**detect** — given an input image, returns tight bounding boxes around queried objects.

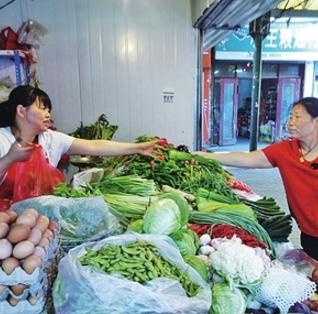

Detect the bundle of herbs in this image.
[69,114,118,140]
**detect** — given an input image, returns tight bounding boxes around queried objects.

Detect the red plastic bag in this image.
[0,145,65,202]
[0,26,27,50]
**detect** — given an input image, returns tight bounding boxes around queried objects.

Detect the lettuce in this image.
[143,192,189,235]
[211,283,246,314]
[143,198,181,235]
[170,229,198,256]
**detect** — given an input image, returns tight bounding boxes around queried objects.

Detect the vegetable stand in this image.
[3,134,318,313]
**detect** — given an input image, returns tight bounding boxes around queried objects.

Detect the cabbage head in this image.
[184,255,209,282]
[143,198,181,235]
[127,219,144,233]
[170,229,198,256]
[210,283,246,314]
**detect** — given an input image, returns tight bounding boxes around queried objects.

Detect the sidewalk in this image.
[205,137,301,248]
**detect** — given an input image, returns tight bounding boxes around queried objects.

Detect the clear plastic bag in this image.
[53,233,212,314]
[12,195,122,251]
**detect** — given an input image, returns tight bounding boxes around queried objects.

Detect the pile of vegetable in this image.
[69,114,118,140]
[78,240,201,297]
[101,135,237,198]
[194,188,292,244]
[242,197,292,242]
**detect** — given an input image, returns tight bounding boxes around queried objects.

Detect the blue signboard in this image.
[216,20,318,60]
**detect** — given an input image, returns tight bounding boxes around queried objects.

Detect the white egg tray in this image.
[0,293,45,314]
[0,238,59,285]
[0,278,48,301]
[0,266,44,286]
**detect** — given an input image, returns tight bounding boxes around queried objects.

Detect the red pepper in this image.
[228,179,253,193]
[188,224,212,236]
[211,224,267,249]
[157,138,169,148]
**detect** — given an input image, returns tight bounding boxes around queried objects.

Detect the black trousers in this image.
[301,232,318,260]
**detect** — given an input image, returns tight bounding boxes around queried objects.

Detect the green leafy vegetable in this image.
[210,283,246,314]
[184,255,209,282]
[143,198,181,235]
[170,228,198,256]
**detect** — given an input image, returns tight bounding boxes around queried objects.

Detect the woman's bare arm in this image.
[193,150,272,168]
[66,138,156,157]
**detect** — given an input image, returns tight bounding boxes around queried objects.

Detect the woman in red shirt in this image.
[195,97,318,260]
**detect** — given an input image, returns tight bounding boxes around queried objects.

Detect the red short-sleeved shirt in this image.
[262,139,318,236]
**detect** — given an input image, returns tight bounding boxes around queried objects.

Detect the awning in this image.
[194,0,282,51]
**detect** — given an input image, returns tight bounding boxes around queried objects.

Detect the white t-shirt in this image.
[0,127,75,167]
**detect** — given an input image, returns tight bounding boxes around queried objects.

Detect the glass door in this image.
[276,78,300,140]
[219,78,238,145]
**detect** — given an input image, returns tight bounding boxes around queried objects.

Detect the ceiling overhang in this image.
[194,0,283,50]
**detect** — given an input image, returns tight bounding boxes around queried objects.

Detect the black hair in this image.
[292,97,318,118]
[0,85,52,127]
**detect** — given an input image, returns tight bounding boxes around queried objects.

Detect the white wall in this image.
[0,0,196,148]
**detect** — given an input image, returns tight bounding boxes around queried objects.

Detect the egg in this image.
[33,246,46,260]
[28,295,37,305]
[35,215,49,232]
[0,222,9,238]
[22,255,42,274]
[22,208,39,219]
[16,214,36,228]
[1,257,19,275]
[43,229,53,240]
[7,224,31,244]
[27,227,42,245]
[0,239,13,260]
[5,210,18,224]
[7,295,19,306]
[48,220,59,231]
[38,237,50,249]
[10,284,27,296]
[0,285,7,294]
[12,241,34,259]
[0,212,10,224]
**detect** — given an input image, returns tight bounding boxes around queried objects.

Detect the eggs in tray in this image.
[0,208,59,276]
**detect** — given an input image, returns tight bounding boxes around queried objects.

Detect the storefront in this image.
[204,18,318,146]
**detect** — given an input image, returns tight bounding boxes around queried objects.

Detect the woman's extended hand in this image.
[135,140,158,157]
[6,141,35,163]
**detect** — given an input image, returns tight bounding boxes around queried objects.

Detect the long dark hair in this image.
[0,85,52,127]
[293,97,318,118]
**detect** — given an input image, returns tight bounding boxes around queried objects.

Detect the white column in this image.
[303,61,314,97]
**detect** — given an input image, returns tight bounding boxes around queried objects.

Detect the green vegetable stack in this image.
[69,114,118,140]
[102,136,237,199]
[78,240,201,297]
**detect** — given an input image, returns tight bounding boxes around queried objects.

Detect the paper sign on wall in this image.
[163,89,174,104]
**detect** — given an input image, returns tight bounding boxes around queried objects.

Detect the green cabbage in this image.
[184,255,209,282]
[159,192,189,226]
[127,219,144,233]
[210,283,246,314]
[143,198,181,235]
[170,229,198,256]
[143,192,189,235]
